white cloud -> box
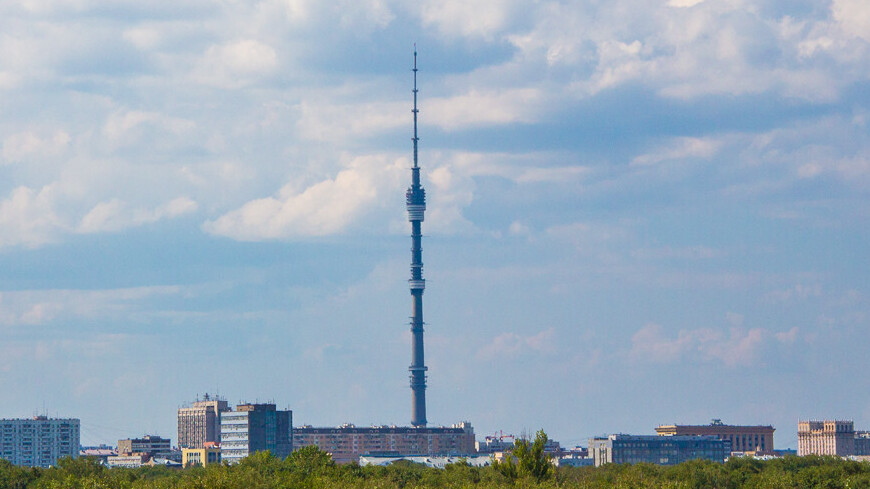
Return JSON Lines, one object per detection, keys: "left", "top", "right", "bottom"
{"left": 419, "top": 0, "right": 518, "bottom": 40}
{"left": 632, "top": 137, "right": 722, "bottom": 166}
{"left": 491, "top": 0, "right": 870, "bottom": 102}
{"left": 631, "top": 245, "right": 722, "bottom": 260}
{"left": 629, "top": 323, "right": 764, "bottom": 367}
{"left": 427, "top": 89, "right": 543, "bottom": 130}
{"left": 337, "top": 0, "right": 395, "bottom": 30}
{"left": 2, "top": 131, "right": 70, "bottom": 163}
{"left": 78, "top": 197, "right": 198, "bottom": 234}
{"left": 203, "top": 155, "right": 404, "bottom": 239}
{"left": 508, "top": 220, "right": 530, "bottom": 236}
{"left": 546, "top": 221, "right": 631, "bottom": 248}
{"left": 477, "top": 328, "right": 555, "bottom": 359}
{"left": 192, "top": 39, "right": 278, "bottom": 88}
{"left": 775, "top": 327, "right": 799, "bottom": 344}
{"left": 294, "top": 100, "right": 406, "bottom": 142}
{"left": 765, "top": 284, "right": 823, "bottom": 303}
{"left": 0, "top": 71, "right": 20, "bottom": 90}
{"left": 515, "top": 166, "right": 589, "bottom": 183}
{"left": 0, "top": 186, "right": 64, "bottom": 248}
{"left": 832, "top": 0, "right": 870, "bottom": 42}
{"left": 103, "top": 110, "right": 196, "bottom": 145}
{"left": 424, "top": 163, "right": 476, "bottom": 234}
{"left": 122, "top": 26, "right": 164, "bottom": 51}
{"left": 669, "top": 0, "right": 706, "bottom": 7}
{"left": 0, "top": 286, "right": 183, "bottom": 328}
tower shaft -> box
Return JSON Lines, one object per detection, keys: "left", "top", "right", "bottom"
{"left": 406, "top": 50, "right": 427, "bottom": 428}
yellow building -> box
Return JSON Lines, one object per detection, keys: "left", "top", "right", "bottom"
{"left": 182, "top": 447, "right": 221, "bottom": 467}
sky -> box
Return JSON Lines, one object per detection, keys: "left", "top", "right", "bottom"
{"left": 0, "top": 0, "right": 868, "bottom": 451}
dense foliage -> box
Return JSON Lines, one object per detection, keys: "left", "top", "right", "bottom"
{"left": 492, "top": 429, "right": 552, "bottom": 481}
{"left": 3, "top": 450, "right": 870, "bottom": 489}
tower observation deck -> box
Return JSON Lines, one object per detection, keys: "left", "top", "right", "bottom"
{"left": 407, "top": 49, "right": 427, "bottom": 428}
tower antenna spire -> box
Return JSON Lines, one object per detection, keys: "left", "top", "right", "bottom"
{"left": 412, "top": 46, "right": 419, "bottom": 169}
{"left": 406, "top": 46, "right": 427, "bottom": 428}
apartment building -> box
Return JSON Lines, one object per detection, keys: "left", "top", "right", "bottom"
{"left": 293, "top": 422, "right": 475, "bottom": 464}
{"left": 0, "top": 416, "right": 80, "bottom": 468}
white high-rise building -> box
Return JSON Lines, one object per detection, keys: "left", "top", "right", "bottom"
{"left": 220, "top": 403, "right": 292, "bottom": 464}
{"left": 0, "top": 416, "right": 80, "bottom": 468}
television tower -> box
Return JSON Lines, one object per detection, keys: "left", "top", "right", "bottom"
{"left": 406, "top": 49, "right": 427, "bottom": 428}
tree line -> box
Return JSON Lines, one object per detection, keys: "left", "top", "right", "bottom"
{"left": 3, "top": 435, "right": 870, "bottom": 488}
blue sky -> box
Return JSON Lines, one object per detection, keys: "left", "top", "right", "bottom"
{"left": 0, "top": 0, "right": 868, "bottom": 450}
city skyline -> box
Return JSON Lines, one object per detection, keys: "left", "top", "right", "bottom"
{"left": 0, "top": 0, "right": 869, "bottom": 450}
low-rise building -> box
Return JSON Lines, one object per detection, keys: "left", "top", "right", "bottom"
{"left": 294, "top": 422, "right": 475, "bottom": 464}
{"left": 107, "top": 453, "right": 150, "bottom": 468}
{"left": 359, "top": 454, "right": 492, "bottom": 468}
{"left": 182, "top": 445, "right": 221, "bottom": 467}
{"left": 79, "top": 446, "right": 116, "bottom": 464}
{"left": 655, "top": 420, "right": 774, "bottom": 453}
{"left": 117, "top": 435, "right": 171, "bottom": 457}
{"left": 555, "top": 453, "right": 594, "bottom": 467}
{"left": 589, "top": 434, "right": 728, "bottom": 467}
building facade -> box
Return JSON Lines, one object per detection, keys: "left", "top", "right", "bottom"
{"left": 293, "top": 422, "right": 475, "bottom": 464}
{"left": 117, "top": 435, "right": 171, "bottom": 457}
{"left": 476, "top": 434, "right": 516, "bottom": 454}
{"left": 182, "top": 446, "right": 221, "bottom": 467}
{"left": 798, "top": 420, "right": 856, "bottom": 456}
{"left": 220, "top": 403, "right": 292, "bottom": 464}
{"left": 0, "top": 416, "right": 80, "bottom": 468}
{"left": 106, "top": 454, "right": 149, "bottom": 468}
{"left": 360, "top": 454, "right": 492, "bottom": 468}
{"left": 655, "top": 420, "right": 774, "bottom": 453}
{"left": 177, "top": 394, "right": 230, "bottom": 449}
{"left": 855, "top": 432, "right": 870, "bottom": 456}
{"left": 589, "top": 434, "right": 728, "bottom": 467}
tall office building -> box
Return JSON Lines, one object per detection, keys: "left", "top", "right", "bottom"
{"left": 220, "top": 403, "right": 292, "bottom": 464}
{"left": 0, "top": 416, "right": 80, "bottom": 468}
{"left": 177, "top": 394, "right": 230, "bottom": 449}
{"left": 798, "top": 420, "right": 855, "bottom": 456}
{"left": 406, "top": 48, "right": 428, "bottom": 428}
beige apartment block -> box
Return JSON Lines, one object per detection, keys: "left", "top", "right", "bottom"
{"left": 798, "top": 420, "right": 855, "bottom": 456}
{"left": 656, "top": 420, "right": 775, "bottom": 453}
